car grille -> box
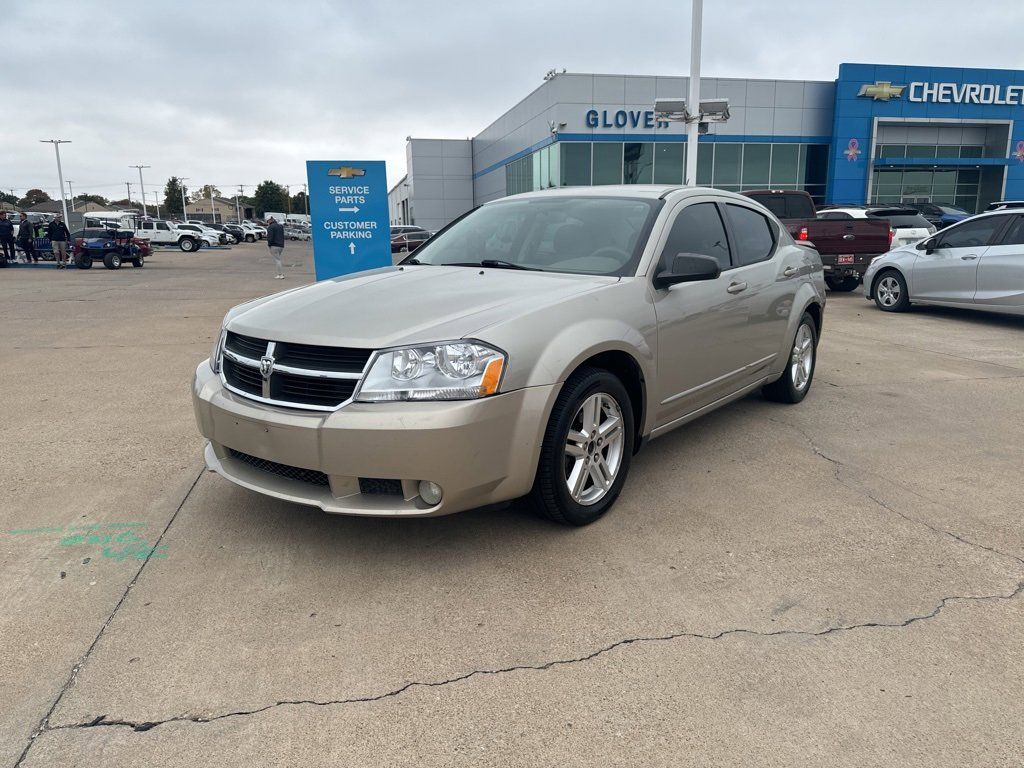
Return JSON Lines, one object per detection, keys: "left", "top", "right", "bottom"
{"left": 221, "top": 331, "right": 371, "bottom": 410}
{"left": 228, "top": 449, "right": 329, "bottom": 486}
{"left": 358, "top": 478, "right": 403, "bottom": 496}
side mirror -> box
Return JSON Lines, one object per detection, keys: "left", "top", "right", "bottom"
{"left": 653, "top": 253, "right": 721, "bottom": 289}
{"left": 917, "top": 238, "right": 937, "bottom": 254}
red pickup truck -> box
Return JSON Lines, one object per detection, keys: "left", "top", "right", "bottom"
{"left": 744, "top": 190, "right": 892, "bottom": 291}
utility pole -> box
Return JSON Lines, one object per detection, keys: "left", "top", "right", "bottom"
{"left": 685, "top": 0, "right": 703, "bottom": 186}
{"left": 302, "top": 183, "right": 309, "bottom": 216}
{"left": 235, "top": 184, "right": 246, "bottom": 223}
{"left": 130, "top": 164, "right": 150, "bottom": 216}
{"left": 179, "top": 177, "right": 190, "bottom": 222}
{"left": 66, "top": 180, "right": 76, "bottom": 213}
{"left": 124, "top": 181, "right": 133, "bottom": 209}
{"left": 208, "top": 185, "right": 218, "bottom": 224}
{"left": 285, "top": 184, "right": 291, "bottom": 215}
{"left": 40, "top": 139, "right": 72, "bottom": 225}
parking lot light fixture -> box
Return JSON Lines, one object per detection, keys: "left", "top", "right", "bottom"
{"left": 131, "top": 164, "right": 151, "bottom": 216}
{"left": 40, "top": 139, "right": 72, "bottom": 225}
{"left": 179, "top": 177, "right": 190, "bottom": 222}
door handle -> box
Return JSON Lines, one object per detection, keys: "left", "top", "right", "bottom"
{"left": 842, "top": 234, "right": 855, "bottom": 240}
{"left": 960, "top": 255, "right": 978, "bottom": 260}
{"left": 783, "top": 266, "right": 798, "bottom": 277}
{"left": 726, "top": 281, "right": 748, "bottom": 294}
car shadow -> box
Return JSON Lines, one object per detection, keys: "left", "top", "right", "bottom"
{"left": 909, "top": 304, "right": 1024, "bottom": 330}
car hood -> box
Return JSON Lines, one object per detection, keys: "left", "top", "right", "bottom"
{"left": 227, "top": 265, "right": 618, "bottom": 349}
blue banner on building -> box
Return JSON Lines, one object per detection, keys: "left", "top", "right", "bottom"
{"left": 306, "top": 160, "right": 390, "bottom": 281}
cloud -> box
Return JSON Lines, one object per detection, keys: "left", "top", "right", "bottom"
{"left": 4, "top": 0, "right": 1022, "bottom": 198}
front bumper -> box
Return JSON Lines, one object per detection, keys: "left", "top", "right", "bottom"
{"left": 192, "top": 360, "right": 555, "bottom": 517}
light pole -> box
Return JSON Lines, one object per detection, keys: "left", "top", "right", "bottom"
{"left": 148, "top": 191, "right": 161, "bottom": 219}
{"left": 234, "top": 184, "right": 246, "bottom": 223}
{"left": 40, "top": 139, "right": 72, "bottom": 225}
{"left": 285, "top": 184, "right": 291, "bottom": 215}
{"left": 130, "top": 164, "right": 150, "bottom": 216}
{"left": 66, "top": 180, "right": 76, "bottom": 213}
{"left": 208, "top": 185, "right": 218, "bottom": 224}
{"left": 302, "top": 183, "right": 309, "bottom": 217}
{"left": 179, "top": 177, "right": 190, "bottom": 222}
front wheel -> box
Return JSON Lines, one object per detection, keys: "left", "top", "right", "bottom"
{"left": 762, "top": 312, "right": 817, "bottom": 404}
{"left": 103, "top": 252, "right": 122, "bottom": 270}
{"left": 132, "top": 256, "right": 145, "bottom": 268}
{"left": 825, "top": 274, "right": 861, "bottom": 292}
{"left": 530, "top": 368, "right": 634, "bottom": 526}
{"left": 245, "top": 234, "right": 255, "bottom": 243}
{"left": 873, "top": 270, "right": 910, "bottom": 312}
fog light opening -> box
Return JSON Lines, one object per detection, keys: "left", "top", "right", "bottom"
{"left": 418, "top": 480, "right": 443, "bottom": 506}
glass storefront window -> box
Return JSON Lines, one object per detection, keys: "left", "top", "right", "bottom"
{"left": 959, "top": 145, "right": 984, "bottom": 158}
{"left": 713, "top": 144, "right": 741, "bottom": 186}
{"left": 696, "top": 142, "right": 713, "bottom": 185}
{"left": 548, "top": 144, "right": 560, "bottom": 189}
{"left": 742, "top": 144, "right": 771, "bottom": 186}
{"left": 906, "top": 145, "right": 938, "bottom": 158}
{"left": 876, "top": 144, "right": 906, "bottom": 158}
{"left": 653, "top": 143, "right": 684, "bottom": 184}
{"left": 803, "top": 145, "right": 829, "bottom": 188}
{"left": 561, "top": 143, "right": 591, "bottom": 186}
{"left": 623, "top": 142, "right": 654, "bottom": 184}
{"left": 769, "top": 144, "right": 799, "bottom": 186}
{"left": 592, "top": 143, "right": 622, "bottom": 185}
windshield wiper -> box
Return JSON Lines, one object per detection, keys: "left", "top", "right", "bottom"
{"left": 442, "top": 260, "right": 542, "bottom": 271}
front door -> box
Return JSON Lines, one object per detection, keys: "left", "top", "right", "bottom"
{"left": 651, "top": 199, "right": 756, "bottom": 427}
{"left": 912, "top": 215, "right": 1005, "bottom": 302}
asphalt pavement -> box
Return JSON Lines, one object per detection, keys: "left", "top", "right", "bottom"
{"left": 2, "top": 243, "right": 1022, "bottom": 767}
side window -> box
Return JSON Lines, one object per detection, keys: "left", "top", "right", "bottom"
{"left": 819, "top": 211, "right": 853, "bottom": 220}
{"left": 157, "top": 222, "right": 170, "bottom": 231}
{"left": 660, "top": 202, "right": 731, "bottom": 270}
{"left": 938, "top": 217, "right": 1003, "bottom": 249}
{"left": 724, "top": 204, "right": 775, "bottom": 266}
{"left": 141, "top": 222, "right": 153, "bottom": 231}
{"left": 994, "top": 216, "right": 1024, "bottom": 246}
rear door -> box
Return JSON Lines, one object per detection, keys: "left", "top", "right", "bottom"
{"left": 913, "top": 216, "right": 1006, "bottom": 302}
{"left": 974, "top": 215, "right": 1024, "bottom": 308}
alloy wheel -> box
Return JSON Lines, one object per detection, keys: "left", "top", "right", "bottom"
{"left": 563, "top": 393, "right": 625, "bottom": 505}
{"left": 790, "top": 323, "right": 814, "bottom": 392}
{"left": 877, "top": 276, "right": 901, "bottom": 307}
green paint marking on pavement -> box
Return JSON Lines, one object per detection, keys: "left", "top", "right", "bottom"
{"left": 6, "top": 522, "right": 169, "bottom": 561}
{"left": 7, "top": 526, "right": 67, "bottom": 535}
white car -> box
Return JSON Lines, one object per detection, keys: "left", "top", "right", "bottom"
{"left": 817, "top": 207, "right": 935, "bottom": 249}
{"left": 241, "top": 223, "right": 267, "bottom": 240}
{"left": 174, "top": 223, "right": 221, "bottom": 247}
{"left": 135, "top": 219, "right": 206, "bottom": 252}
{"left": 864, "top": 209, "right": 1024, "bottom": 316}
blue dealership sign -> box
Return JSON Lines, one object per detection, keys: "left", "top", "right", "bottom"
{"left": 306, "top": 160, "right": 390, "bottom": 281}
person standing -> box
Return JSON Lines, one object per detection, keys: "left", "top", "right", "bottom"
{"left": 0, "top": 212, "right": 15, "bottom": 265}
{"left": 266, "top": 216, "right": 285, "bottom": 279}
{"left": 17, "top": 213, "right": 37, "bottom": 264}
{"left": 47, "top": 214, "right": 70, "bottom": 268}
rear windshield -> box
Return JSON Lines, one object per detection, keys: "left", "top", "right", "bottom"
{"left": 408, "top": 196, "right": 661, "bottom": 277}
{"left": 867, "top": 210, "right": 931, "bottom": 229}
{"left": 745, "top": 192, "right": 815, "bottom": 220}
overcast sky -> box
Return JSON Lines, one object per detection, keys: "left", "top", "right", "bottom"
{"left": 4, "top": 0, "right": 1022, "bottom": 200}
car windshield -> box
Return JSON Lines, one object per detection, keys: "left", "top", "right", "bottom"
{"left": 867, "top": 210, "right": 932, "bottom": 229}
{"left": 406, "top": 196, "right": 660, "bottom": 276}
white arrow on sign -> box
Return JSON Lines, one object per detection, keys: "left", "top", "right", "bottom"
{"left": 338, "top": 206, "right": 360, "bottom": 213}
{"left": 348, "top": 242, "right": 356, "bottom": 255}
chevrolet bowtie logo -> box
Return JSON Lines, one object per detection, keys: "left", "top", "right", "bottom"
{"left": 857, "top": 81, "right": 906, "bottom": 101}
{"left": 327, "top": 166, "right": 366, "bottom": 178}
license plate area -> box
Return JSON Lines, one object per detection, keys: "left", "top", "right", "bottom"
{"left": 837, "top": 254, "right": 855, "bottom": 264}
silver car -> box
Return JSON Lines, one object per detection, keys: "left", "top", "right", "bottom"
{"left": 865, "top": 209, "right": 1024, "bottom": 315}
{"left": 193, "top": 187, "right": 825, "bottom": 525}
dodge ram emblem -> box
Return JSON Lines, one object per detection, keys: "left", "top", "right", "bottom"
{"left": 259, "top": 355, "right": 275, "bottom": 380}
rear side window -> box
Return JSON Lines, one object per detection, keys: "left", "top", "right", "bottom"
{"left": 784, "top": 195, "right": 816, "bottom": 219}
{"left": 938, "top": 217, "right": 1003, "bottom": 248}
{"left": 869, "top": 212, "right": 931, "bottom": 229}
{"left": 818, "top": 211, "right": 854, "bottom": 220}
{"left": 997, "top": 216, "right": 1024, "bottom": 246}
{"left": 724, "top": 204, "right": 775, "bottom": 266}
{"left": 661, "top": 202, "right": 731, "bottom": 269}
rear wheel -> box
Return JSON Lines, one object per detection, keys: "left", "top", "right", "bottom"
{"left": 825, "top": 274, "right": 861, "bottom": 292}
{"left": 132, "top": 255, "right": 145, "bottom": 268}
{"left": 530, "top": 368, "right": 634, "bottom": 526}
{"left": 873, "top": 270, "right": 910, "bottom": 312}
{"left": 245, "top": 234, "right": 255, "bottom": 243}
{"left": 76, "top": 253, "right": 93, "bottom": 269}
{"left": 762, "top": 312, "right": 817, "bottom": 404}
{"left": 179, "top": 237, "right": 197, "bottom": 252}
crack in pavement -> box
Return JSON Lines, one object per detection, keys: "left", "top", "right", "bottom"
{"left": 37, "top": 579, "right": 1024, "bottom": 736}
{"left": 13, "top": 467, "right": 206, "bottom": 768}
{"left": 766, "top": 416, "right": 1024, "bottom": 569}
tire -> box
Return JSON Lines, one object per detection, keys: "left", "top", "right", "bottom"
{"left": 245, "top": 234, "right": 255, "bottom": 243}
{"left": 132, "top": 256, "right": 145, "bottom": 268}
{"left": 76, "top": 254, "right": 93, "bottom": 269}
{"left": 762, "top": 312, "right": 818, "bottom": 404}
{"left": 103, "top": 252, "right": 122, "bottom": 270}
{"left": 825, "top": 274, "right": 861, "bottom": 292}
{"left": 873, "top": 269, "right": 910, "bottom": 312}
{"left": 179, "top": 237, "right": 197, "bottom": 252}
{"left": 530, "top": 367, "right": 635, "bottom": 526}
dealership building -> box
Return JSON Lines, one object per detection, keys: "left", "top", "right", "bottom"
{"left": 388, "top": 62, "right": 1024, "bottom": 231}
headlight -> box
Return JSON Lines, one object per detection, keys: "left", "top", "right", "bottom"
{"left": 355, "top": 342, "right": 506, "bottom": 402}
{"left": 210, "top": 328, "right": 227, "bottom": 374}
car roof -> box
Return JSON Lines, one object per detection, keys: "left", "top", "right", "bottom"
{"left": 490, "top": 185, "right": 760, "bottom": 204}
{"left": 820, "top": 207, "right": 867, "bottom": 216}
